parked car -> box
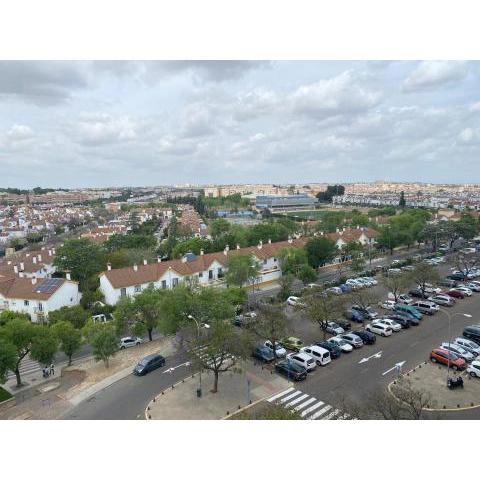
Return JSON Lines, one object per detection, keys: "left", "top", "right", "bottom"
{"left": 307, "top": 283, "right": 322, "bottom": 289}
{"left": 315, "top": 341, "right": 342, "bottom": 359}
{"left": 353, "top": 329, "right": 377, "bottom": 345}
{"left": 275, "top": 360, "right": 307, "bottom": 381}
{"left": 439, "top": 279, "right": 458, "bottom": 288}
{"left": 133, "top": 354, "right": 166, "bottom": 376}
{"left": 420, "top": 283, "right": 442, "bottom": 295}
{"left": 452, "top": 286, "right": 473, "bottom": 297}
{"left": 454, "top": 337, "right": 480, "bottom": 356}
{"left": 346, "top": 279, "right": 363, "bottom": 289}
{"left": 428, "top": 294, "right": 455, "bottom": 307}
{"left": 387, "top": 268, "right": 402, "bottom": 276}
{"left": 286, "top": 296, "right": 305, "bottom": 307}
{"left": 264, "top": 340, "right": 287, "bottom": 358}
{"left": 430, "top": 348, "right": 467, "bottom": 371}
{"left": 344, "top": 308, "right": 365, "bottom": 323}
{"left": 300, "top": 345, "right": 331, "bottom": 366}
{"left": 280, "top": 337, "right": 303, "bottom": 352}
{"left": 327, "top": 286, "right": 343, "bottom": 295}
{"left": 252, "top": 345, "right": 275, "bottom": 363}
{"left": 340, "top": 333, "right": 363, "bottom": 348}
{"left": 234, "top": 311, "right": 257, "bottom": 327}
{"left": 374, "top": 318, "right": 402, "bottom": 332}
{"left": 119, "top": 336, "right": 142, "bottom": 349}
{"left": 365, "top": 322, "right": 393, "bottom": 337}
{"left": 446, "top": 289, "right": 465, "bottom": 299}
{"left": 409, "top": 288, "right": 430, "bottom": 299}
{"left": 412, "top": 300, "right": 439, "bottom": 315}
{"left": 287, "top": 352, "right": 317, "bottom": 371}
{"left": 388, "top": 293, "right": 413, "bottom": 305}
{"left": 467, "top": 359, "right": 480, "bottom": 378}
{"left": 384, "top": 315, "right": 410, "bottom": 329}
{"left": 352, "top": 305, "right": 378, "bottom": 320}
{"left": 326, "top": 321, "right": 345, "bottom": 336}
{"left": 361, "top": 276, "right": 378, "bottom": 285}
{"left": 388, "top": 312, "right": 420, "bottom": 326}
{"left": 446, "top": 273, "right": 467, "bottom": 281}
{"left": 339, "top": 283, "right": 352, "bottom": 293}
{"left": 463, "top": 326, "right": 480, "bottom": 344}
{"left": 337, "top": 319, "right": 352, "bottom": 331}
{"left": 463, "top": 282, "right": 480, "bottom": 292}
{"left": 440, "top": 343, "right": 476, "bottom": 363}
{"left": 379, "top": 300, "right": 396, "bottom": 310}
{"left": 394, "top": 303, "right": 423, "bottom": 320}
{"left": 328, "top": 336, "right": 354, "bottom": 352}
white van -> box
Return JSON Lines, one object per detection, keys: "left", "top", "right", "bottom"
{"left": 287, "top": 352, "right": 316, "bottom": 371}
{"left": 365, "top": 322, "right": 393, "bottom": 337}
{"left": 300, "top": 345, "right": 331, "bottom": 366}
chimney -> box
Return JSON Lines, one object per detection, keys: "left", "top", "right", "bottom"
{"left": 133, "top": 264, "right": 138, "bottom": 271}
{"left": 288, "top": 236, "right": 293, "bottom": 244}
{"left": 14, "top": 265, "right": 18, "bottom": 274}
{"left": 157, "top": 257, "right": 162, "bottom": 263}
{"left": 223, "top": 247, "right": 228, "bottom": 256}
{"left": 143, "top": 259, "right": 148, "bottom": 265}
{"left": 200, "top": 249, "right": 204, "bottom": 256}
{"left": 236, "top": 244, "right": 240, "bottom": 250}
{"left": 48, "top": 249, "right": 52, "bottom": 256}
{"left": 225, "top": 245, "right": 230, "bottom": 252}
{"left": 320, "top": 231, "right": 324, "bottom": 236}
{"left": 31, "top": 276, "right": 37, "bottom": 285}
{"left": 20, "top": 262, "right": 24, "bottom": 271}
{"left": 33, "top": 256, "right": 37, "bottom": 264}
{"left": 38, "top": 254, "right": 42, "bottom": 262}
{"left": 66, "top": 272, "right": 71, "bottom": 281}
{"left": 268, "top": 238, "right": 271, "bottom": 244}
{"left": 257, "top": 240, "right": 263, "bottom": 249}
{"left": 107, "top": 263, "right": 112, "bottom": 271}
{"left": 336, "top": 228, "right": 339, "bottom": 233}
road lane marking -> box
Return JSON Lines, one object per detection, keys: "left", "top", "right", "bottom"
{"left": 293, "top": 397, "right": 317, "bottom": 411}
{"left": 285, "top": 393, "right": 309, "bottom": 408}
{"left": 300, "top": 400, "right": 324, "bottom": 417}
{"left": 267, "top": 387, "right": 295, "bottom": 402}
{"left": 279, "top": 390, "right": 303, "bottom": 403}
{"left": 308, "top": 405, "right": 332, "bottom": 420}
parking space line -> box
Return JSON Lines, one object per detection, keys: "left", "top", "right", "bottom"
{"left": 285, "top": 393, "right": 309, "bottom": 408}
{"left": 300, "top": 400, "right": 324, "bottom": 417}
{"left": 267, "top": 387, "right": 294, "bottom": 402}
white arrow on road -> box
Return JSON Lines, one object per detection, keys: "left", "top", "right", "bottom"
{"left": 358, "top": 351, "right": 383, "bottom": 364}
{"left": 382, "top": 361, "right": 406, "bottom": 376}
{"left": 162, "top": 361, "right": 191, "bottom": 374}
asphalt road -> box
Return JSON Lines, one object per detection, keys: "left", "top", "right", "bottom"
{"left": 62, "top": 351, "right": 191, "bottom": 420}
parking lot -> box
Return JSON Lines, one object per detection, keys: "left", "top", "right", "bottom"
{"left": 272, "top": 256, "right": 480, "bottom": 414}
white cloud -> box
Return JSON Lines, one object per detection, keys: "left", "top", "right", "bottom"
{"left": 233, "top": 88, "right": 280, "bottom": 120}
{"left": 0, "top": 124, "right": 35, "bottom": 150}
{"left": 458, "top": 127, "right": 477, "bottom": 143}
{"left": 469, "top": 101, "right": 480, "bottom": 112}
{"left": 290, "top": 70, "right": 382, "bottom": 118}
{"left": 403, "top": 61, "right": 468, "bottom": 92}
{"left": 180, "top": 103, "right": 214, "bottom": 138}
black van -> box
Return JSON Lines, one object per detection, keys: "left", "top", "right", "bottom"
{"left": 133, "top": 354, "right": 166, "bottom": 376}
{"left": 462, "top": 326, "right": 480, "bottom": 344}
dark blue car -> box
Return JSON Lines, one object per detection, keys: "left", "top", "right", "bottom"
{"left": 315, "top": 341, "right": 342, "bottom": 359}
{"left": 345, "top": 309, "right": 365, "bottom": 323}
{"left": 252, "top": 346, "right": 275, "bottom": 363}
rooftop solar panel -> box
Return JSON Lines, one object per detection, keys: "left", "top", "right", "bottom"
{"left": 35, "top": 277, "right": 62, "bottom": 294}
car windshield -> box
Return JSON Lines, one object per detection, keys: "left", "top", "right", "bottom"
{"left": 336, "top": 339, "right": 346, "bottom": 346}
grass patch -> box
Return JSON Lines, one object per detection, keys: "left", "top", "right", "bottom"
{"left": 0, "top": 386, "right": 12, "bottom": 403}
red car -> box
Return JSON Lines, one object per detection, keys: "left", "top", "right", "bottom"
{"left": 446, "top": 290, "right": 465, "bottom": 299}
{"left": 430, "top": 348, "right": 466, "bottom": 370}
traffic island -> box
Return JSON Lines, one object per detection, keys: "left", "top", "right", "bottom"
{"left": 389, "top": 362, "right": 480, "bottom": 411}
{"left": 145, "top": 361, "right": 289, "bottom": 420}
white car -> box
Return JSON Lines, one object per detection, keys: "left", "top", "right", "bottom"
{"left": 379, "top": 300, "right": 396, "bottom": 310}
{"left": 346, "top": 279, "right": 363, "bottom": 289}
{"left": 264, "top": 340, "right": 287, "bottom": 358}
{"left": 388, "top": 293, "right": 413, "bottom": 305}
{"left": 300, "top": 345, "right": 331, "bottom": 366}
{"left": 467, "top": 360, "right": 480, "bottom": 378}
{"left": 356, "top": 278, "right": 373, "bottom": 287}
{"left": 387, "top": 268, "right": 402, "bottom": 276}
{"left": 119, "top": 336, "right": 142, "bottom": 349}
{"left": 328, "top": 336, "right": 353, "bottom": 352}
{"left": 454, "top": 337, "right": 480, "bottom": 356}
{"left": 363, "top": 277, "right": 378, "bottom": 286}
{"left": 419, "top": 283, "right": 442, "bottom": 295}
{"left": 287, "top": 352, "right": 316, "bottom": 371}
{"left": 365, "top": 322, "right": 393, "bottom": 337}
{"left": 307, "top": 283, "right": 322, "bottom": 289}
{"left": 450, "top": 286, "right": 472, "bottom": 297}
{"left": 326, "top": 321, "right": 345, "bottom": 336}
{"left": 374, "top": 318, "right": 402, "bottom": 332}
{"left": 286, "top": 296, "right": 305, "bottom": 307}
{"left": 326, "top": 286, "right": 343, "bottom": 295}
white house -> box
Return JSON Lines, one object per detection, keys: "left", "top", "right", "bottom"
{"left": 0, "top": 275, "right": 81, "bottom": 323}
{"left": 99, "top": 237, "right": 308, "bottom": 305}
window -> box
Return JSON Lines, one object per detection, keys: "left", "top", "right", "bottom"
{"left": 263, "top": 259, "right": 267, "bottom": 265}
{"left": 120, "top": 288, "right": 127, "bottom": 297}
{"left": 172, "top": 278, "right": 178, "bottom": 287}
{"left": 273, "top": 258, "right": 277, "bottom": 262}
{"left": 208, "top": 270, "right": 213, "bottom": 280}
{"left": 149, "top": 282, "right": 154, "bottom": 288}
{"left": 24, "top": 300, "right": 29, "bottom": 306}
{"left": 134, "top": 285, "right": 141, "bottom": 293}
{"left": 199, "top": 272, "right": 203, "bottom": 278}
{"left": 38, "top": 302, "right": 43, "bottom": 312}
{"left": 161, "top": 280, "right": 167, "bottom": 289}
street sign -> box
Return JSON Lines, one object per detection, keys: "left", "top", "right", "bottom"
{"left": 382, "top": 361, "right": 406, "bottom": 376}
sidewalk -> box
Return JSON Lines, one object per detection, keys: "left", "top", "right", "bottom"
{"left": 146, "top": 361, "right": 289, "bottom": 420}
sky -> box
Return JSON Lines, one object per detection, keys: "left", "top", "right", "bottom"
{"left": 1, "top": 60, "right": 480, "bottom": 188}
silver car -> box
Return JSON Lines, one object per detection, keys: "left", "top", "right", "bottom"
{"left": 340, "top": 333, "right": 363, "bottom": 348}
{"left": 441, "top": 342, "right": 475, "bottom": 362}
{"left": 428, "top": 294, "right": 455, "bottom": 307}
{"left": 454, "top": 337, "right": 480, "bottom": 356}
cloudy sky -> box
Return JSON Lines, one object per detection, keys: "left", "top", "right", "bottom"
{"left": 1, "top": 60, "right": 479, "bottom": 188}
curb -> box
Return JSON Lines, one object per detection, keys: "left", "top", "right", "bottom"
{"left": 387, "top": 362, "right": 480, "bottom": 412}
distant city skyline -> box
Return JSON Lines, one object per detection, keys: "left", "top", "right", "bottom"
{"left": 1, "top": 60, "right": 480, "bottom": 188}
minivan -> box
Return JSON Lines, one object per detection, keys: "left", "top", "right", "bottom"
{"left": 287, "top": 352, "right": 317, "bottom": 371}
{"left": 394, "top": 303, "right": 423, "bottom": 320}
{"left": 412, "top": 301, "right": 439, "bottom": 315}
{"left": 300, "top": 345, "right": 331, "bottom": 366}
{"left": 463, "top": 326, "right": 480, "bottom": 344}
{"left": 133, "top": 354, "right": 166, "bottom": 376}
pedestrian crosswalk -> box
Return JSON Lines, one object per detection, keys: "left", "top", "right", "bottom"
{"left": 267, "top": 387, "right": 355, "bottom": 420}
{"left": 190, "top": 345, "right": 235, "bottom": 369}
{"left": 6, "top": 356, "right": 41, "bottom": 380}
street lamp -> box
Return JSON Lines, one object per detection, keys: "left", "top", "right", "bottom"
{"left": 437, "top": 309, "right": 472, "bottom": 386}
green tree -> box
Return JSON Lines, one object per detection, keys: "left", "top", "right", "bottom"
{"left": 48, "top": 305, "right": 90, "bottom": 330}
{"left": 277, "top": 273, "right": 294, "bottom": 301}
{"left": 30, "top": 327, "right": 58, "bottom": 366}
{"left": 456, "top": 213, "right": 478, "bottom": 240}
{"left": 51, "top": 321, "right": 82, "bottom": 366}
{"left": 91, "top": 325, "right": 118, "bottom": 368}
{"left": 54, "top": 239, "right": 105, "bottom": 290}
{"left": 297, "top": 264, "right": 317, "bottom": 284}
{"left": 350, "top": 253, "right": 366, "bottom": 274}
{"left": 225, "top": 254, "right": 261, "bottom": 288}
{"left": 0, "top": 339, "right": 17, "bottom": 384}
{"left": 408, "top": 263, "right": 441, "bottom": 298}
{"left": 399, "top": 191, "right": 406, "bottom": 208}
{"left": 383, "top": 272, "right": 412, "bottom": 302}
{"left": 305, "top": 237, "right": 337, "bottom": 268}
{"left": 279, "top": 247, "right": 309, "bottom": 275}
{"left": 210, "top": 218, "right": 231, "bottom": 239}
